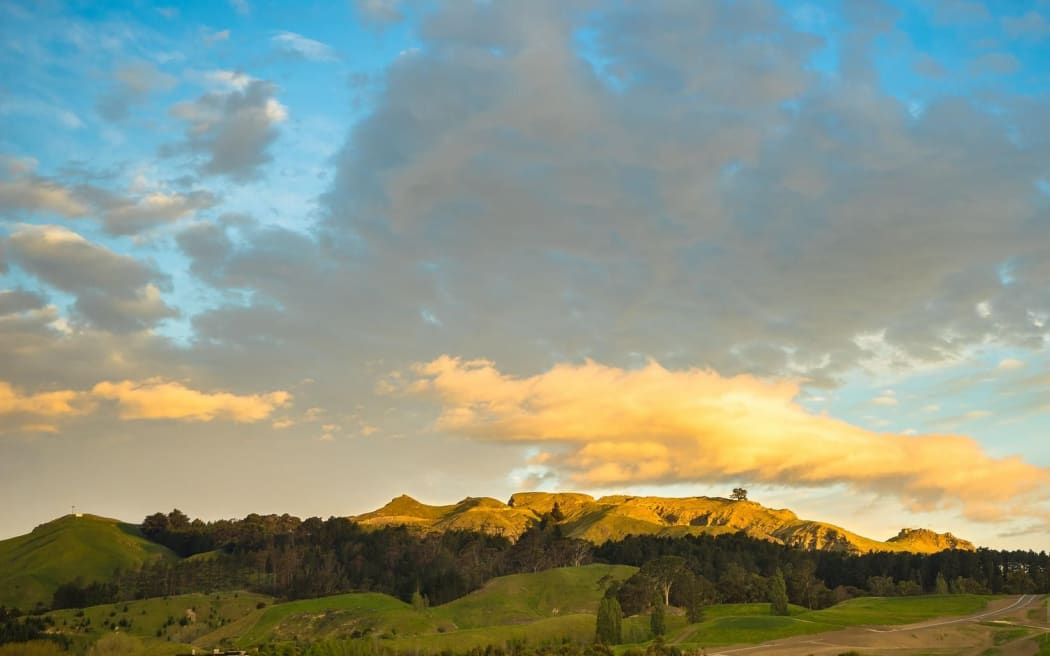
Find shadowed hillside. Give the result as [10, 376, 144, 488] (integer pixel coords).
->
[0, 514, 175, 609]
[353, 492, 975, 555]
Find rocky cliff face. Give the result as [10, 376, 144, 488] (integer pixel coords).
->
[351, 492, 975, 555]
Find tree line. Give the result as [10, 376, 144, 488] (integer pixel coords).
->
[41, 508, 1050, 616]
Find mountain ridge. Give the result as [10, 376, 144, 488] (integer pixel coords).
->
[352, 492, 975, 555]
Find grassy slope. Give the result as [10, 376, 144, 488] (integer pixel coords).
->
[44, 590, 271, 654]
[432, 564, 637, 628]
[209, 570, 999, 651]
[212, 564, 636, 649]
[675, 594, 996, 648]
[0, 514, 175, 609]
[30, 572, 1009, 653]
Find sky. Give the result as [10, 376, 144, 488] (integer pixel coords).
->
[1, 0, 1049, 551]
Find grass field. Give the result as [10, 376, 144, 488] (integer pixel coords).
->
[0, 514, 175, 609]
[19, 566, 1021, 654]
[431, 564, 637, 629]
[221, 564, 636, 649]
[45, 590, 272, 653]
[799, 594, 994, 626]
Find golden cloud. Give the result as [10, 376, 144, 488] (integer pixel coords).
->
[0, 378, 291, 429]
[92, 379, 291, 422]
[394, 356, 1050, 523]
[0, 381, 90, 417]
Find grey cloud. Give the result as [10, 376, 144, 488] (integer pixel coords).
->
[3, 225, 174, 332]
[0, 290, 46, 316]
[1002, 11, 1050, 40]
[913, 53, 947, 78]
[97, 189, 219, 235]
[50, 0, 1050, 432]
[169, 80, 287, 182]
[74, 287, 177, 333]
[97, 61, 177, 121]
[0, 174, 89, 217]
[0, 158, 218, 234]
[301, 0, 1050, 387]
[929, 0, 990, 26]
[354, 0, 404, 24]
[969, 52, 1021, 76]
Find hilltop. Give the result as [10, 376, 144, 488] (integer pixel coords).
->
[353, 492, 975, 555]
[0, 514, 176, 609]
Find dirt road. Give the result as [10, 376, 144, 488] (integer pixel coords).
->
[706, 595, 1049, 656]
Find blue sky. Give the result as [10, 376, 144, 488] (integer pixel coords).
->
[1, 0, 1050, 550]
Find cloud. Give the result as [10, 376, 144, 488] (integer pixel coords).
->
[968, 52, 1020, 76]
[97, 190, 219, 235]
[169, 79, 287, 182]
[0, 381, 89, 417]
[0, 97, 83, 129]
[0, 290, 47, 316]
[92, 378, 290, 422]
[354, 0, 404, 23]
[229, 0, 250, 15]
[0, 157, 218, 234]
[930, 0, 990, 26]
[271, 31, 339, 62]
[203, 28, 230, 45]
[0, 170, 89, 217]
[997, 358, 1025, 370]
[392, 356, 1050, 523]
[871, 395, 898, 406]
[97, 61, 177, 121]
[0, 378, 290, 429]
[1002, 11, 1050, 40]
[912, 53, 947, 79]
[3, 225, 175, 332]
[297, 0, 1050, 394]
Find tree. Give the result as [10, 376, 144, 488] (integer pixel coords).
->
[769, 568, 789, 616]
[730, 488, 748, 501]
[650, 592, 666, 637]
[595, 596, 622, 644]
[934, 573, 949, 595]
[550, 502, 565, 522]
[672, 570, 709, 623]
[640, 556, 687, 606]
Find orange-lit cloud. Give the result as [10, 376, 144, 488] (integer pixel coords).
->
[0, 379, 290, 429]
[0, 381, 90, 417]
[394, 356, 1050, 523]
[92, 379, 290, 422]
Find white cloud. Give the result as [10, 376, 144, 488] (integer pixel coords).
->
[997, 358, 1025, 371]
[271, 31, 339, 62]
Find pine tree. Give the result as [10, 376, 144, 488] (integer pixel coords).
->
[595, 596, 622, 644]
[650, 592, 666, 637]
[769, 568, 790, 616]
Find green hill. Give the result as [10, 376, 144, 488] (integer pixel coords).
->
[0, 514, 176, 609]
[433, 563, 637, 628]
[187, 564, 637, 650]
[352, 492, 975, 554]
